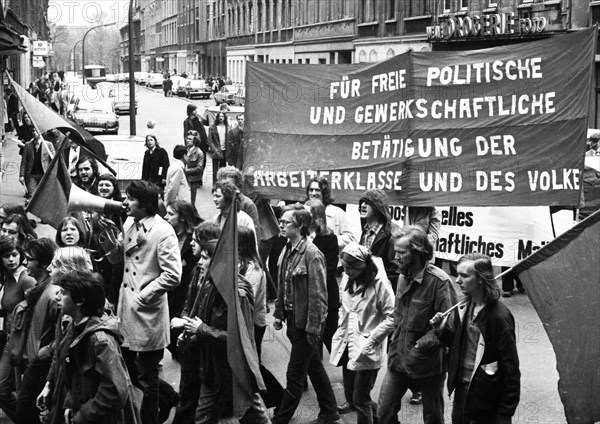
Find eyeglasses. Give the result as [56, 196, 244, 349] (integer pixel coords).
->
[278, 219, 293, 226]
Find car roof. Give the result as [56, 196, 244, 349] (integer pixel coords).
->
[96, 135, 145, 143]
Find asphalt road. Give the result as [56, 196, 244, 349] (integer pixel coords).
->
[0, 84, 569, 423]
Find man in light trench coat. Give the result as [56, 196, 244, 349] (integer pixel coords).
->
[117, 180, 182, 424]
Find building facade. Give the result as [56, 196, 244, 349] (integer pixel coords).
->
[131, 0, 599, 124]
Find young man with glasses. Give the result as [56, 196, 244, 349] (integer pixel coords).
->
[272, 204, 340, 424]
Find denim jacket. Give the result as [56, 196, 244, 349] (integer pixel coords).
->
[274, 238, 328, 336]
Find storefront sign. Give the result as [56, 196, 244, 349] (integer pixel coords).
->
[244, 28, 595, 207]
[426, 12, 546, 40]
[31, 40, 49, 56]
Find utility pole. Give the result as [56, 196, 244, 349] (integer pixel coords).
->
[128, 0, 136, 135]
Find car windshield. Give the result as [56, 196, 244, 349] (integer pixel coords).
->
[77, 100, 111, 113]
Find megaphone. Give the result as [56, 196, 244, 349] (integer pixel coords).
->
[67, 185, 123, 215]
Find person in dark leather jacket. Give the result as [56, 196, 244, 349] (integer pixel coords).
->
[431, 253, 520, 424]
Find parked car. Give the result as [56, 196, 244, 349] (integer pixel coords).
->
[184, 79, 212, 99]
[96, 134, 145, 189]
[106, 74, 116, 82]
[146, 73, 164, 88]
[69, 97, 119, 135]
[214, 85, 238, 105]
[233, 86, 245, 106]
[135, 71, 151, 85]
[175, 77, 189, 96]
[107, 87, 138, 115]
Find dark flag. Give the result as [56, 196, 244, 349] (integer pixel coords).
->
[255, 196, 280, 241]
[512, 209, 600, 424]
[205, 196, 266, 418]
[26, 150, 72, 228]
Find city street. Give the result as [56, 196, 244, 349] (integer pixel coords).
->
[0, 85, 569, 424]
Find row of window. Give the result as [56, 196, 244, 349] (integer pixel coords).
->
[143, 0, 545, 46]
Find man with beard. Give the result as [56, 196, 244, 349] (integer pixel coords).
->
[75, 157, 100, 194]
[377, 226, 458, 424]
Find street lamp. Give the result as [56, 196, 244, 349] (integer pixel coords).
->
[69, 39, 82, 73]
[81, 22, 118, 85]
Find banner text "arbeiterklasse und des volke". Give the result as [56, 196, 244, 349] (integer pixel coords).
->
[311, 57, 553, 125]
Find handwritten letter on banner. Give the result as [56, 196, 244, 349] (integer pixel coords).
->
[244, 27, 596, 207]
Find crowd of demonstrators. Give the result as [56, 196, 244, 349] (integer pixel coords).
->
[0, 107, 526, 424]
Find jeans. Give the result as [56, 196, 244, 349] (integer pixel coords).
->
[122, 347, 164, 424]
[211, 157, 226, 185]
[195, 383, 271, 424]
[272, 322, 339, 424]
[15, 359, 51, 424]
[0, 345, 16, 421]
[342, 367, 379, 424]
[377, 369, 445, 424]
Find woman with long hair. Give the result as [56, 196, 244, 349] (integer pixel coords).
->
[141, 134, 170, 194]
[184, 130, 205, 206]
[305, 175, 357, 253]
[164, 200, 202, 361]
[1, 213, 37, 247]
[170, 222, 221, 424]
[305, 199, 339, 354]
[207, 112, 229, 184]
[90, 173, 125, 306]
[431, 253, 520, 424]
[0, 236, 37, 420]
[54, 216, 87, 248]
[329, 242, 395, 423]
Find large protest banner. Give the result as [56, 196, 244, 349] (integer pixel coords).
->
[244, 27, 596, 207]
[433, 206, 558, 266]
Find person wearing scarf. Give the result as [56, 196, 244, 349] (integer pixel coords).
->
[329, 243, 395, 424]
